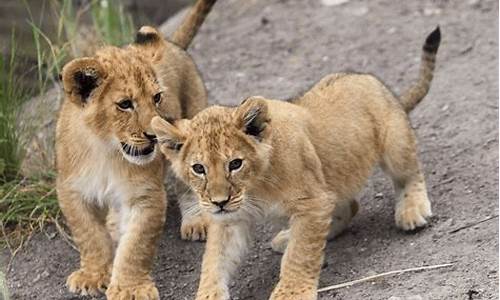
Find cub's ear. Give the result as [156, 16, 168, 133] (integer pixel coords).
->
[61, 58, 106, 105]
[151, 116, 187, 154]
[132, 26, 165, 61]
[234, 96, 270, 141]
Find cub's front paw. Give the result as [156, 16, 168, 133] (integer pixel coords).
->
[196, 287, 229, 300]
[106, 281, 159, 300]
[270, 283, 317, 300]
[181, 213, 209, 241]
[66, 268, 110, 296]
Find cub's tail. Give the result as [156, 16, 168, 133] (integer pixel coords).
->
[399, 26, 441, 113]
[171, 0, 217, 50]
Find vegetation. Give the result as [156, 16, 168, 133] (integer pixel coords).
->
[90, 0, 135, 46]
[0, 34, 27, 182]
[0, 0, 134, 249]
[0, 176, 57, 251]
[27, 0, 135, 93]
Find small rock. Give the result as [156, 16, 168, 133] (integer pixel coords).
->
[375, 192, 384, 199]
[32, 273, 41, 283]
[432, 233, 442, 241]
[460, 45, 474, 55]
[387, 27, 397, 34]
[322, 260, 329, 269]
[468, 0, 481, 8]
[41, 270, 50, 278]
[467, 289, 479, 299]
[349, 6, 369, 16]
[321, 0, 350, 6]
[423, 7, 442, 16]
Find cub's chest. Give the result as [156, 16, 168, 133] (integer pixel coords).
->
[69, 159, 133, 207]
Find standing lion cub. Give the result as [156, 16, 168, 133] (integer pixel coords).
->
[152, 27, 441, 300]
[56, 0, 216, 299]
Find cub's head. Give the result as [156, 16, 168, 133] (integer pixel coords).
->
[61, 26, 174, 165]
[152, 97, 272, 219]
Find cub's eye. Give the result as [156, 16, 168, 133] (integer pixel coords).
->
[192, 163, 206, 175]
[117, 99, 133, 110]
[153, 92, 162, 105]
[229, 159, 243, 171]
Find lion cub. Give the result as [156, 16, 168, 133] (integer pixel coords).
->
[152, 27, 441, 300]
[56, 1, 216, 299]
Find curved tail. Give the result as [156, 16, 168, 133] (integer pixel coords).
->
[400, 26, 441, 113]
[171, 0, 217, 50]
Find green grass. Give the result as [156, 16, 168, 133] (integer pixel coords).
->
[27, 0, 135, 93]
[0, 34, 28, 182]
[90, 0, 135, 46]
[0, 0, 135, 247]
[0, 176, 58, 250]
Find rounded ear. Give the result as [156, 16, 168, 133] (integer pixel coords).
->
[132, 26, 166, 62]
[61, 57, 106, 105]
[234, 96, 270, 141]
[151, 116, 187, 153]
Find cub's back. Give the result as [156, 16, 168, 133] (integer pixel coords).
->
[295, 73, 406, 197]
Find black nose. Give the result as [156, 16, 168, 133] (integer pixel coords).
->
[212, 199, 230, 209]
[143, 132, 157, 142]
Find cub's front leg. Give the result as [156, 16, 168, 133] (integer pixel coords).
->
[270, 194, 334, 300]
[176, 179, 210, 241]
[196, 221, 251, 300]
[57, 188, 113, 297]
[106, 190, 166, 300]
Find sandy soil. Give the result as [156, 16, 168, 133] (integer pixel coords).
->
[2, 0, 498, 299]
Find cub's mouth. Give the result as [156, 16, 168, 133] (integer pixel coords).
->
[120, 142, 155, 156]
[119, 142, 157, 165]
[213, 208, 234, 215]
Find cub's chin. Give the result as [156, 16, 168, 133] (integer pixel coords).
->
[210, 209, 240, 222]
[120, 143, 158, 165]
[209, 205, 255, 222]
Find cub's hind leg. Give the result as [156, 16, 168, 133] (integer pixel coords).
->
[271, 197, 358, 253]
[58, 188, 113, 296]
[381, 115, 432, 231]
[328, 197, 359, 239]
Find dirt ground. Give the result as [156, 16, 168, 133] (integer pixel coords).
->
[2, 0, 499, 299]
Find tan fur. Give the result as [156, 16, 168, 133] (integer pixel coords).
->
[152, 28, 440, 300]
[56, 1, 216, 297]
[171, 0, 218, 50]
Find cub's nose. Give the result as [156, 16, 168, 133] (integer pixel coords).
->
[143, 132, 157, 143]
[211, 196, 230, 209]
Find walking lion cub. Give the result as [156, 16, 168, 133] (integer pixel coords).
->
[56, 0, 216, 299]
[152, 27, 441, 300]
